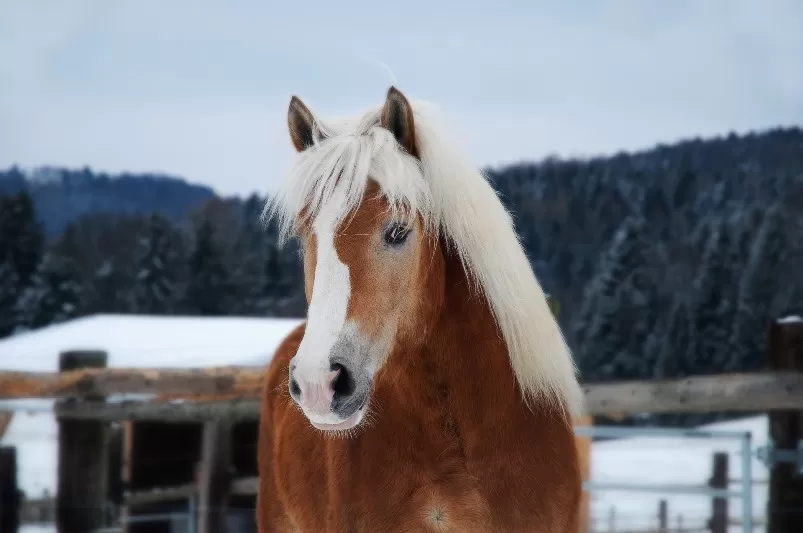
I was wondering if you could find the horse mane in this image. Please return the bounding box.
[263,98,584,416]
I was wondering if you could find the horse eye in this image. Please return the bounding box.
[383,224,410,247]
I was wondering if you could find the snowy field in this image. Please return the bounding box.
[585,415,767,533]
[3,315,771,533]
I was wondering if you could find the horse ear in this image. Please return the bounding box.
[287,96,319,152]
[380,86,418,157]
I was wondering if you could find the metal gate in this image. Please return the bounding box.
[574,424,755,533]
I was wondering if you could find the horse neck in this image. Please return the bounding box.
[388,243,552,428]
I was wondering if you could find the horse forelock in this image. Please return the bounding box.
[262,97,584,417]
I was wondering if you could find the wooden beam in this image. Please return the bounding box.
[0,366,264,400]
[4,365,803,411]
[119,421,133,533]
[125,484,196,507]
[708,452,728,533]
[0,411,12,440]
[42,371,803,422]
[197,420,232,533]
[767,319,803,533]
[230,476,259,496]
[582,371,803,414]
[55,398,262,422]
[0,446,20,533]
[56,350,111,533]
[122,476,258,508]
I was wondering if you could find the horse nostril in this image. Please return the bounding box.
[330,362,356,398]
[289,375,302,399]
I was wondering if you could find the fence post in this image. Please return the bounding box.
[708,452,728,533]
[197,419,232,533]
[119,421,133,533]
[657,499,667,533]
[56,350,110,533]
[0,446,20,533]
[767,318,803,533]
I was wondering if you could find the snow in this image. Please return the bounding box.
[0,313,303,372]
[776,314,803,324]
[0,313,304,500]
[21,526,56,533]
[1,314,772,532]
[586,415,768,532]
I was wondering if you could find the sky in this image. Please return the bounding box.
[1,0,803,197]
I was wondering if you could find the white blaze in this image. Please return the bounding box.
[292,201,352,421]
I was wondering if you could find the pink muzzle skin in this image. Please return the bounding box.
[295,368,341,417]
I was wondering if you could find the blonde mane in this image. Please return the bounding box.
[263,98,584,416]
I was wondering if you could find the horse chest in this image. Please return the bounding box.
[277,416,497,533]
[335,445,494,533]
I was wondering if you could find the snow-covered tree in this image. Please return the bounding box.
[19,252,82,330]
[0,259,20,337]
[132,214,184,314]
[685,219,737,375]
[183,219,234,315]
[729,204,790,370]
[578,216,653,382]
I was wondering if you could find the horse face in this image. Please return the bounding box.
[284,87,428,433]
[289,184,428,432]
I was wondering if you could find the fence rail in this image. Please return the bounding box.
[1,368,802,421]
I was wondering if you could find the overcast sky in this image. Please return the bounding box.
[2,0,802,197]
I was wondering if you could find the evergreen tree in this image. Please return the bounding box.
[0,258,19,337]
[19,252,83,330]
[132,214,183,314]
[655,301,691,379]
[578,216,651,382]
[183,219,233,315]
[0,192,45,335]
[684,219,736,375]
[572,219,643,347]
[728,204,790,371]
[0,191,45,286]
[85,259,133,314]
[17,224,84,331]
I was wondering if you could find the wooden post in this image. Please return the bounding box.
[708,452,728,533]
[197,419,232,533]
[107,423,123,527]
[767,318,803,533]
[56,350,110,533]
[119,421,133,533]
[0,446,20,533]
[0,411,12,440]
[657,499,667,533]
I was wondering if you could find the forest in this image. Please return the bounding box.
[2,125,803,427]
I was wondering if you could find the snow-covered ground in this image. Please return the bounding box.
[586,415,767,533]
[2,315,771,532]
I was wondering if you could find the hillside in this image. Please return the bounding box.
[2,125,803,427]
[0,166,216,237]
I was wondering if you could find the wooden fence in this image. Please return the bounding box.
[1,367,802,421]
[0,319,801,533]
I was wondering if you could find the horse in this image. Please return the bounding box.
[256,86,586,533]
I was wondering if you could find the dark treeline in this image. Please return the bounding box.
[3,125,803,427]
[0,191,306,338]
